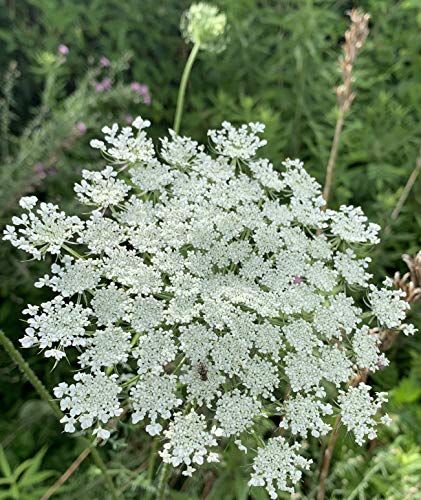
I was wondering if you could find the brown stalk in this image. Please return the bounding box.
[41,406,129,500]
[41,447,92,500]
[322,9,370,208]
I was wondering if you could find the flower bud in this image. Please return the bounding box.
[181,2,227,53]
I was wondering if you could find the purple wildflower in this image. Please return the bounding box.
[58,44,69,55]
[100,56,111,67]
[102,77,111,90]
[76,122,87,134]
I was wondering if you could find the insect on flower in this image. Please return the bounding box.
[196,361,209,381]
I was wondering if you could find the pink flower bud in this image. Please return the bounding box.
[58,44,69,55]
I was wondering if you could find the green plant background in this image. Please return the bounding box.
[0,0,420,498]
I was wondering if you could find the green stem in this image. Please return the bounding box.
[145,439,159,500]
[0,330,62,420]
[0,330,118,499]
[121,374,140,388]
[157,463,170,500]
[173,42,201,135]
[62,244,84,260]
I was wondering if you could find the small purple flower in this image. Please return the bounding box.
[76,122,87,134]
[293,277,303,284]
[125,115,133,124]
[58,44,69,55]
[93,77,112,93]
[102,77,111,90]
[130,81,143,93]
[130,82,151,105]
[100,56,111,67]
[47,167,57,176]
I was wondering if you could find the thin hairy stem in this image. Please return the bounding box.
[390,146,421,221]
[0,330,118,499]
[0,330,62,420]
[173,42,200,134]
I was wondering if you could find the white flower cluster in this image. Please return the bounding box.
[4,117,415,498]
[208,121,267,160]
[21,297,91,360]
[369,278,409,328]
[3,198,83,259]
[338,383,390,446]
[35,255,101,297]
[248,437,312,497]
[53,372,123,439]
[74,166,131,208]
[279,395,333,438]
[160,411,219,476]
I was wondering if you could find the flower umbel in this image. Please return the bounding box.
[4,117,414,498]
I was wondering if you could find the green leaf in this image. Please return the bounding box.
[19,447,48,484]
[19,470,56,488]
[392,378,421,404]
[0,447,12,479]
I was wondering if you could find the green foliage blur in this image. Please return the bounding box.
[0,0,420,498]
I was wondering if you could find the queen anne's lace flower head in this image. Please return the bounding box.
[334,249,372,287]
[215,389,262,436]
[78,326,132,371]
[4,116,415,497]
[351,325,388,372]
[208,121,267,160]
[130,373,182,435]
[327,205,381,244]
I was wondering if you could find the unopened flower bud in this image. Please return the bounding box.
[180,2,227,53]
